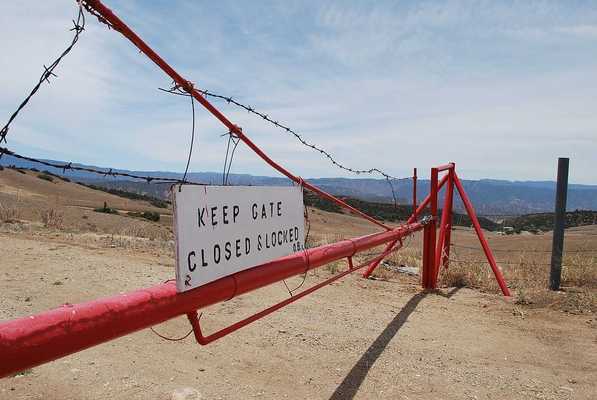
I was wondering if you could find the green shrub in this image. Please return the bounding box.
[94,202,118,215]
[37,173,54,182]
[127,210,160,222]
[149,199,168,209]
[78,182,169,208]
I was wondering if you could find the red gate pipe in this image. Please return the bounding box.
[82,0,390,231]
[361,239,398,278]
[0,222,423,378]
[452,173,511,296]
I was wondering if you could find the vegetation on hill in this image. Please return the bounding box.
[94,202,119,215]
[127,210,161,222]
[37,173,54,182]
[304,190,499,230]
[4,166,596,233]
[78,182,170,208]
[504,210,597,233]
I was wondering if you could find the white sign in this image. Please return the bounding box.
[172,185,305,292]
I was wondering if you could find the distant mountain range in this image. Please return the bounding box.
[2,154,597,215]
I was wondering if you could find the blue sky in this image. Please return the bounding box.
[1,1,596,183]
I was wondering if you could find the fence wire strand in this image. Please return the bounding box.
[0,3,85,148]
[159,86,408,206]
[181,90,196,183]
[0,146,201,184]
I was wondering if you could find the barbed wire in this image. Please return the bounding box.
[0,146,200,184]
[158,86,408,208]
[0,4,85,147]
[196,89,406,180]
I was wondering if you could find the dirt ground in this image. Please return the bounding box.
[1,226,596,400]
[1,169,596,399]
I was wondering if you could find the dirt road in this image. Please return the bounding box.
[1,228,596,400]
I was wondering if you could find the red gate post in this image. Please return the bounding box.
[422,222,434,288]
[452,173,511,296]
[422,167,439,289]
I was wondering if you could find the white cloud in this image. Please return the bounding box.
[0,1,596,184]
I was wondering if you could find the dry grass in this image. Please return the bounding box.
[39,208,64,229]
[359,233,597,314]
[0,202,22,223]
[120,223,171,241]
[438,252,597,313]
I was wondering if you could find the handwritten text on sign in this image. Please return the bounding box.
[173,185,305,292]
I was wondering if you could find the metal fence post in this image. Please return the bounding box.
[549,157,569,291]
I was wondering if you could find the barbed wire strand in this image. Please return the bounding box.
[0,3,85,149]
[0,147,200,184]
[158,86,406,206]
[198,88,406,206]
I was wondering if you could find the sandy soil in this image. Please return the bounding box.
[1,227,596,400]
